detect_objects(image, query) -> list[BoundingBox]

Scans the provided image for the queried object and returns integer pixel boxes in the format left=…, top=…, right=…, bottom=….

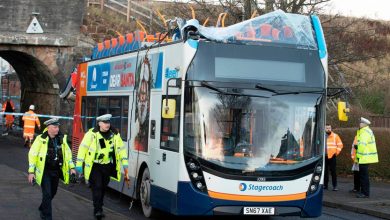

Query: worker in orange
left=22, top=105, right=41, bottom=148
left=324, top=124, right=343, bottom=191
left=2, top=97, right=15, bottom=132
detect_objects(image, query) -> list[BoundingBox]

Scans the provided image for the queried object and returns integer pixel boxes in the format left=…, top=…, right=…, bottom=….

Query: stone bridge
left=0, top=0, right=93, bottom=130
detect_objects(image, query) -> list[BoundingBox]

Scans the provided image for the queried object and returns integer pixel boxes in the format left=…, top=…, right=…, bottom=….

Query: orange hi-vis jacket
left=326, top=132, right=343, bottom=159
left=22, top=110, right=40, bottom=139
left=2, top=101, right=15, bottom=127
left=2, top=100, right=15, bottom=112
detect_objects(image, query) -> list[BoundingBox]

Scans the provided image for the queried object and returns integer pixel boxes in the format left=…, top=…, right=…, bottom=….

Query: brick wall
left=0, top=0, right=86, bottom=34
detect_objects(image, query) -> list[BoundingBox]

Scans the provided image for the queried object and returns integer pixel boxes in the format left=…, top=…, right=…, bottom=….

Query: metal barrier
left=87, top=0, right=164, bottom=32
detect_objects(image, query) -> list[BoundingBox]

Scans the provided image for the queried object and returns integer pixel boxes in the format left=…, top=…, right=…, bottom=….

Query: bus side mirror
left=162, top=99, right=176, bottom=119
left=338, top=101, right=349, bottom=121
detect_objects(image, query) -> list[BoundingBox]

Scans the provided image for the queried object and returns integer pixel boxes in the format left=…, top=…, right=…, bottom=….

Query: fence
left=369, top=115, right=390, bottom=128
left=87, top=0, right=164, bottom=32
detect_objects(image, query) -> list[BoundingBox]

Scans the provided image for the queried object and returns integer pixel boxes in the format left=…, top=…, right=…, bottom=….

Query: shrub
left=334, top=127, right=390, bottom=181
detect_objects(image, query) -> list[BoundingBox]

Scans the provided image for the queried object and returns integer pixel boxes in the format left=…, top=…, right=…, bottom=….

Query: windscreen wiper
left=255, top=84, right=278, bottom=93
left=272, top=90, right=325, bottom=96
left=201, top=81, right=225, bottom=93
left=201, top=81, right=269, bottom=98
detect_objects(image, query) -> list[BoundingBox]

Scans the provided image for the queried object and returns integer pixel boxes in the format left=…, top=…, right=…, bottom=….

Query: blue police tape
left=0, top=112, right=73, bottom=120
left=0, top=112, right=124, bottom=120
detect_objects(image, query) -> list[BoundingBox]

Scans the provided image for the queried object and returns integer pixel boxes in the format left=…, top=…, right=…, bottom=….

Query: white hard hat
left=29, top=105, right=35, bottom=110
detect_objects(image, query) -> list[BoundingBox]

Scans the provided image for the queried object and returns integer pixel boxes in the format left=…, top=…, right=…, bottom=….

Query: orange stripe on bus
left=208, top=190, right=306, bottom=202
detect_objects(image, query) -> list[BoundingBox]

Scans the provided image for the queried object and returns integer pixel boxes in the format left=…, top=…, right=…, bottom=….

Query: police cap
left=360, top=117, right=371, bottom=125
left=44, top=117, right=60, bottom=126
left=96, top=114, right=112, bottom=123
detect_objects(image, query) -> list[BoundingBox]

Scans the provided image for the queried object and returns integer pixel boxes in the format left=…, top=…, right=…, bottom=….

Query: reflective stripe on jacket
left=326, top=132, right=343, bottom=159
left=76, top=128, right=128, bottom=181
left=356, top=126, right=378, bottom=164
left=28, top=133, right=75, bottom=185
left=22, top=110, right=40, bottom=137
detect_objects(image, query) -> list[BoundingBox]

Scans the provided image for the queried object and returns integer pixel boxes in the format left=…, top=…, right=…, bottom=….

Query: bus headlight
left=185, top=156, right=208, bottom=193
left=191, top=172, right=202, bottom=180
left=196, top=181, right=205, bottom=190
left=187, top=162, right=199, bottom=170
left=307, top=159, right=323, bottom=195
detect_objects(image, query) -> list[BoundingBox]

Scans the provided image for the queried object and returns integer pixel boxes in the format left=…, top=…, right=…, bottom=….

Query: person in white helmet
left=22, top=105, right=41, bottom=148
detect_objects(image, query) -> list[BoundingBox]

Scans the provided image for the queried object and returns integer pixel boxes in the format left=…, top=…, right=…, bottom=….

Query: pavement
left=0, top=164, right=131, bottom=219
left=323, top=177, right=390, bottom=219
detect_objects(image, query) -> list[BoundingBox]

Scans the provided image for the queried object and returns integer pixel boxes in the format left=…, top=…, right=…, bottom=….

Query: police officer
left=355, top=117, right=379, bottom=198
left=76, top=114, right=129, bottom=218
left=28, top=118, right=76, bottom=220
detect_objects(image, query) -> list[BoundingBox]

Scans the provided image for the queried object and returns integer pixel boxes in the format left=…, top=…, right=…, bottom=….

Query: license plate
left=243, top=207, right=275, bottom=215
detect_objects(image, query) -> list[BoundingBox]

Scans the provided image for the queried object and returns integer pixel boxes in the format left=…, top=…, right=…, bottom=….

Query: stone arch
left=0, top=49, right=60, bottom=117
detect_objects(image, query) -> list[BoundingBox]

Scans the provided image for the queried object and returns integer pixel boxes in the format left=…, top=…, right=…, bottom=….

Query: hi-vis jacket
left=22, top=110, right=41, bottom=139
left=356, top=126, right=378, bottom=164
left=28, top=132, right=75, bottom=185
left=326, top=132, right=343, bottom=159
left=76, top=128, right=128, bottom=181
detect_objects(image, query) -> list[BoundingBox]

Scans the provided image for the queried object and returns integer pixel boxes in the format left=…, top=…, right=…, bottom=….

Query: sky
left=326, top=0, right=390, bottom=21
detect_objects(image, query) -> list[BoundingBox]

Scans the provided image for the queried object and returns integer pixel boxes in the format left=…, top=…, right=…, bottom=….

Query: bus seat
left=282, top=26, right=294, bottom=41
left=245, top=27, right=256, bottom=38
left=124, top=33, right=134, bottom=52
left=91, top=45, right=98, bottom=59
left=102, top=39, right=111, bottom=57
left=117, top=35, right=125, bottom=54
left=272, top=28, right=281, bottom=41
left=133, top=31, right=145, bottom=50
left=155, top=32, right=161, bottom=41
left=109, top=38, right=118, bottom=56
left=96, top=42, right=104, bottom=59
left=259, top=23, right=273, bottom=40
left=146, top=34, right=155, bottom=42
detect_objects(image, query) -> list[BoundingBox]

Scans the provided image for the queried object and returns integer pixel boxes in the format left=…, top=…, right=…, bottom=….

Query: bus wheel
left=140, top=167, right=155, bottom=217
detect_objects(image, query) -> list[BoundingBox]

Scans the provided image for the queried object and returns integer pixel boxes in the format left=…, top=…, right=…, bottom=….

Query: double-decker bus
left=71, top=10, right=328, bottom=217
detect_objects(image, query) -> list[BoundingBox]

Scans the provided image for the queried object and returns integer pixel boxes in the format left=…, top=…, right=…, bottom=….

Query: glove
left=75, top=166, right=83, bottom=175
left=354, top=145, right=358, bottom=150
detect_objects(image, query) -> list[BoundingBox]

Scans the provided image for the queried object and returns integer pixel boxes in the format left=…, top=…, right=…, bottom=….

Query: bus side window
left=160, top=96, right=181, bottom=152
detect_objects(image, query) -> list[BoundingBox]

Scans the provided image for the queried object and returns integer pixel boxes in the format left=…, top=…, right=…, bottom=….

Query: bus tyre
left=140, top=167, right=155, bottom=217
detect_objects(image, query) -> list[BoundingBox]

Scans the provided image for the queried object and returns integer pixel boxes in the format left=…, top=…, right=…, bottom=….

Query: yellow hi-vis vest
left=356, top=126, right=378, bottom=164
left=28, top=133, right=75, bottom=185
left=76, top=128, right=128, bottom=181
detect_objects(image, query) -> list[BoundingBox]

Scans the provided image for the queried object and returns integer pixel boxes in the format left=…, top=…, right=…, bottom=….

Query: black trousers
left=39, top=169, right=60, bottom=220
left=359, top=164, right=370, bottom=196
left=353, top=170, right=361, bottom=191
left=324, top=155, right=337, bottom=188
left=89, top=163, right=112, bottom=214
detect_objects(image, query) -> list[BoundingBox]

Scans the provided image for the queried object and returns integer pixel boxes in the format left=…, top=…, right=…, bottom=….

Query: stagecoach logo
left=239, top=183, right=247, bottom=191
left=239, top=183, right=284, bottom=192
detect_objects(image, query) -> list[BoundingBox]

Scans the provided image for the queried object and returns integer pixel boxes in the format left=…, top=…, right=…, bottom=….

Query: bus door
left=149, top=93, right=180, bottom=210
